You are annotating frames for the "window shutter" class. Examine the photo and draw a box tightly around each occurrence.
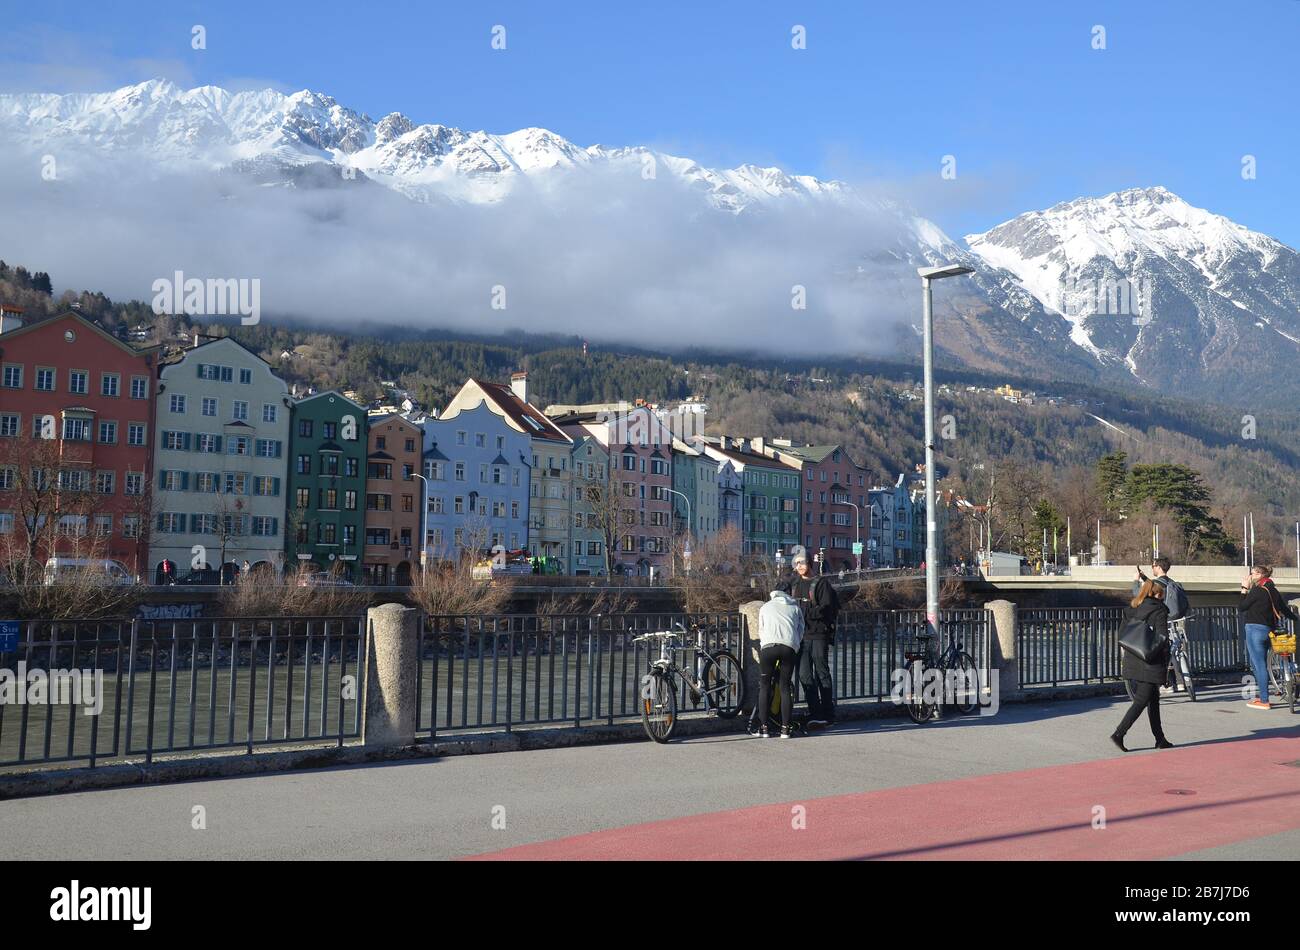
[181,472,190,491]
[273,477,281,496]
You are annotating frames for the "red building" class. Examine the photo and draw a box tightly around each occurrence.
[0,309,160,578]
[758,439,870,573]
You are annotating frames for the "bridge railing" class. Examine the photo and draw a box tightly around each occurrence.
[415,613,746,737]
[1017,606,1248,688]
[0,617,364,770]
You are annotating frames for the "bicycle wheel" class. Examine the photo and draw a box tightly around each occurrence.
[1175,652,1196,701]
[1268,649,1285,700]
[640,670,678,743]
[703,650,745,719]
[948,651,980,715]
[904,663,936,724]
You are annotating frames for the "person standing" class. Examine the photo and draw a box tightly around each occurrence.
[792,552,839,726]
[750,580,805,739]
[1111,579,1173,751]
[1238,565,1297,710]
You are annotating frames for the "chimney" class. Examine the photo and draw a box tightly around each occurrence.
[750,436,766,455]
[0,304,24,335]
[510,372,527,404]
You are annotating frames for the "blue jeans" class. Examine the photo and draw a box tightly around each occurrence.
[1244,623,1272,702]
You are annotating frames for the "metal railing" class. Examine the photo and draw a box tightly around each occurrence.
[1017,606,1249,688]
[416,613,746,737]
[0,617,365,769]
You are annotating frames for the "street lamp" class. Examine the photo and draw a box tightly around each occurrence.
[918,263,973,639]
[412,471,430,572]
[663,487,692,575]
[837,496,861,576]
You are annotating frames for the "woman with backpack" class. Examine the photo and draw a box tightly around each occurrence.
[1111,579,1174,752]
[1238,564,1298,710]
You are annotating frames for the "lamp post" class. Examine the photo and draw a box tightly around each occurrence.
[663,487,691,575]
[917,263,973,638]
[838,496,861,576]
[412,471,430,573]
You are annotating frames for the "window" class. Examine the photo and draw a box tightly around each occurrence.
[128,423,147,446]
[322,422,337,440]
[376,436,386,450]
[0,466,13,490]
[253,476,280,497]
[454,497,464,515]
[194,472,219,493]
[0,415,17,438]
[130,376,148,400]
[405,438,416,452]
[69,371,87,395]
[255,439,282,458]
[125,472,144,495]
[342,525,356,546]
[36,367,55,391]
[93,514,113,537]
[252,516,278,537]
[98,421,117,444]
[101,373,120,397]
[62,417,91,442]
[1,364,21,388]
[295,487,310,509]
[192,514,218,534]
[298,419,314,438]
[319,488,338,509]
[454,462,465,481]
[320,453,340,476]
[344,490,357,510]
[233,400,248,421]
[262,404,277,423]
[317,522,337,544]
[169,394,186,413]
[198,364,231,382]
[158,512,186,534]
[227,436,250,456]
[96,471,115,494]
[367,494,392,511]
[401,494,414,513]
[366,528,391,546]
[368,462,393,480]
[223,472,248,495]
[297,455,311,475]
[345,457,359,478]
[201,397,218,417]
[456,431,466,445]
[122,515,141,538]
[475,433,486,448]
[511,502,519,519]
[197,433,221,453]
[239,368,252,384]
[430,496,444,514]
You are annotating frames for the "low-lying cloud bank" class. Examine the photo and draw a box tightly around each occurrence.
[2,148,927,355]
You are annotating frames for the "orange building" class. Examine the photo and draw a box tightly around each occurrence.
[362,414,422,584]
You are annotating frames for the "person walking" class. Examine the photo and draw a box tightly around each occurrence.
[1111,579,1174,752]
[1238,564,1298,710]
[791,552,839,726]
[749,580,805,739]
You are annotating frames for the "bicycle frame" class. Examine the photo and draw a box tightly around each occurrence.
[645,628,733,711]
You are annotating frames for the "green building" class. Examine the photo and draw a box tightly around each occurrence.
[287,391,369,580]
[701,438,800,558]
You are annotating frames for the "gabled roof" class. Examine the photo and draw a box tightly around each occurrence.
[0,309,160,360]
[448,378,571,444]
[422,445,449,461]
[368,450,395,461]
[294,388,367,413]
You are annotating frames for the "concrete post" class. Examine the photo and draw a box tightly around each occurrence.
[738,600,765,717]
[363,603,419,748]
[986,599,1021,702]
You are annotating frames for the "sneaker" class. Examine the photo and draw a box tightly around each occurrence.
[759,725,770,738]
[1110,733,1127,753]
[1246,699,1272,710]
[1159,685,1174,695]
[747,720,762,737]
[780,726,793,739]
[1155,739,1175,749]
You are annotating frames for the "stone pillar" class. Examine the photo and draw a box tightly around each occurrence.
[986,599,1021,702]
[363,603,419,748]
[738,599,765,717]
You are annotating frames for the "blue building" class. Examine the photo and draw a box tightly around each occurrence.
[419,380,532,562]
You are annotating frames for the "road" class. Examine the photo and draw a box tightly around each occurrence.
[4,684,1300,860]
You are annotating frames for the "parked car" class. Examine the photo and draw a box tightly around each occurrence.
[297,572,356,588]
[43,558,135,587]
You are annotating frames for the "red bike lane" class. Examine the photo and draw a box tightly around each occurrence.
[466,733,1300,860]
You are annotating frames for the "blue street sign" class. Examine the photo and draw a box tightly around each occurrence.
[0,620,19,653]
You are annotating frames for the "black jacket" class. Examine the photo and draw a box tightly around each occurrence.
[1238,580,1298,628]
[792,575,838,639]
[1121,597,1169,684]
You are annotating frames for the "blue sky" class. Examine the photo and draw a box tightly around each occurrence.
[4,0,1298,245]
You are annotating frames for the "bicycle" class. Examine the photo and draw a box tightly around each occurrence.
[900,630,980,724]
[1125,617,1196,702]
[635,624,746,743]
[1266,629,1297,712]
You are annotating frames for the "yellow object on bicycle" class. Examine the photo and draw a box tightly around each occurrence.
[1269,631,1296,655]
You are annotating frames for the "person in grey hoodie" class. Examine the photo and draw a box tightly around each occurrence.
[750,579,805,738]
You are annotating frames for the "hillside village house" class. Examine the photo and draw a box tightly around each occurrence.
[152,337,291,581]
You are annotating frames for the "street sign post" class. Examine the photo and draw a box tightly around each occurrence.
[0,620,19,653]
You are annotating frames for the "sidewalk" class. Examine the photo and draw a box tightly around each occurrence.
[3,685,1297,860]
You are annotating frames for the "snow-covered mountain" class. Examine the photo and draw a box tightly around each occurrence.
[965,187,1300,400]
[3,80,1298,404]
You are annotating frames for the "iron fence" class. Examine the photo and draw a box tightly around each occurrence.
[416,613,746,736]
[0,617,364,769]
[1017,606,1249,688]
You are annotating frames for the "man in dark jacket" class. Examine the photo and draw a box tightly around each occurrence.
[792,552,838,725]
[1238,564,1298,710]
